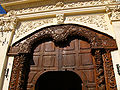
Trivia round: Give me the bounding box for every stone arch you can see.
[8,24,117,90]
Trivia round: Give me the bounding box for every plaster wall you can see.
[0,32,12,90]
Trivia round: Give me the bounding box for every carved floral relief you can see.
[15,18,54,38]
[15,14,109,39]
[66,15,109,30]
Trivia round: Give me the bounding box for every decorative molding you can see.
[66,15,109,30]
[106,5,120,21]
[8,0,116,15]
[0,10,18,32]
[56,13,64,24]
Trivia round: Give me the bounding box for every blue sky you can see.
[0,5,6,14]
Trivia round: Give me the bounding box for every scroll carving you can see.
[93,50,106,89]
[66,15,109,30]
[102,50,117,90]
[15,18,54,38]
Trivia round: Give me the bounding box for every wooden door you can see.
[27,38,96,90]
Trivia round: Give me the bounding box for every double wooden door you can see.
[27,38,96,90]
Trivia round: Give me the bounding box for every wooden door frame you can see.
[8,24,117,90]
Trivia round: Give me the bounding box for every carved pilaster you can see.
[9,54,30,90]
[93,50,106,90]
[102,50,117,90]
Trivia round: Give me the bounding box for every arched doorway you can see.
[8,24,117,90]
[35,71,82,90]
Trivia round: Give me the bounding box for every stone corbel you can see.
[0,10,18,32]
[0,10,18,46]
[106,5,120,21]
[56,13,65,24]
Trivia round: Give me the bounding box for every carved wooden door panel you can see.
[27,41,59,89]
[59,39,96,90]
[27,39,96,90]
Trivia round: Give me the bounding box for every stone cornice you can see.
[1,0,117,11]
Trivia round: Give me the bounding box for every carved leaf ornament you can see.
[8,24,117,90]
[9,24,117,54]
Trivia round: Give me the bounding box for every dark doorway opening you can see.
[35,71,83,90]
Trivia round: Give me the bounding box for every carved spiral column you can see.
[9,54,29,90]
[102,50,117,90]
[93,50,106,90]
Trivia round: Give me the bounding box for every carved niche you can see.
[8,24,117,90]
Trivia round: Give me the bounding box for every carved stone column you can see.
[102,50,117,90]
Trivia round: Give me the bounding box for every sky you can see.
[0,5,6,14]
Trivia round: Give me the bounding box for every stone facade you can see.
[0,0,120,90]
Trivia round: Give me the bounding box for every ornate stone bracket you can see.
[0,10,18,32]
[56,13,64,24]
[0,11,18,46]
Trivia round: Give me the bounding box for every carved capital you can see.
[106,5,120,21]
[0,10,18,32]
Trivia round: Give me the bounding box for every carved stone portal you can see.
[8,24,117,90]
